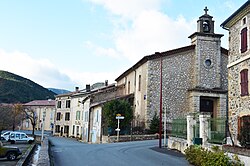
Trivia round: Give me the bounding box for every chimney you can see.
[75,87,79,92]
[86,84,90,92]
[105,80,108,86]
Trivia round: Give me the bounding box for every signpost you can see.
[116,114,124,142]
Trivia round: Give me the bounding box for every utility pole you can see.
[159,52,163,148]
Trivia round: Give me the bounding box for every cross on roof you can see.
[204,6,208,15]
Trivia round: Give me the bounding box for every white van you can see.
[9,132,34,144]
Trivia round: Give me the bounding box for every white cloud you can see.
[115,11,195,63]
[223,1,236,10]
[0,49,118,91]
[0,49,74,90]
[87,0,162,19]
[85,0,196,63]
[84,41,119,58]
[62,69,120,90]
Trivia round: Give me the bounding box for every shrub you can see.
[149,112,160,134]
[184,145,244,166]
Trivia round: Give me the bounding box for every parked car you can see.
[9,132,34,144]
[0,141,22,161]
[0,131,11,141]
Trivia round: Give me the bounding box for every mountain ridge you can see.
[0,70,56,103]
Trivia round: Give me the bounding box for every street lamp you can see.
[41,108,46,142]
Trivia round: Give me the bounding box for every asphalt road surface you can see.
[49,137,189,166]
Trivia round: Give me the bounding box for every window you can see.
[84,111,88,122]
[240,69,249,96]
[21,134,26,139]
[138,75,141,91]
[76,111,81,120]
[16,133,20,139]
[128,81,130,94]
[77,126,79,136]
[56,112,61,121]
[241,27,248,53]
[96,110,99,122]
[57,101,61,108]
[55,125,60,133]
[243,18,246,25]
[65,112,70,121]
[66,100,71,108]
[238,115,250,138]
[72,125,75,135]
[64,126,69,134]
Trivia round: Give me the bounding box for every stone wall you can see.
[228,60,250,142]
[194,36,223,89]
[147,50,195,127]
[227,12,250,144]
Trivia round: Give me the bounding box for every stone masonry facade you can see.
[222,3,250,144]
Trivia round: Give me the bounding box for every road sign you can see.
[115,128,120,131]
[116,114,121,117]
[116,116,124,120]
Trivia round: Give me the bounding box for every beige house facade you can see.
[221,1,250,145]
[22,100,56,131]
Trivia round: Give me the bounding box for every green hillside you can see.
[0,70,56,103]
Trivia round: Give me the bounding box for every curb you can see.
[37,137,50,166]
[16,144,36,166]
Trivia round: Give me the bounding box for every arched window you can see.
[240,69,249,96]
[241,27,248,53]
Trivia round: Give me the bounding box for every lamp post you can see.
[41,108,46,142]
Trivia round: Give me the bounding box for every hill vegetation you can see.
[0,70,56,103]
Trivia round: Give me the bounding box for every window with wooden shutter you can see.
[241,27,248,53]
[240,69,249,96]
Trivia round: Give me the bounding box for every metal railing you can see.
[208,118,226,144]
[171,118,187,138]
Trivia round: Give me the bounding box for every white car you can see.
[9,132,34,144]
[0,131,11,140]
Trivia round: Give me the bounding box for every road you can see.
[49,137,189,166]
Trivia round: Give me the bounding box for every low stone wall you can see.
[222,145,250,165]
[102,134,158,143]
[167,137,188,154]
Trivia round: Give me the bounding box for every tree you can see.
[0,104,24,136]
[149,112,160,134]
[23,107,37,136]
[12,104,24,131]
[0,104,13,136]
[103,99,133,134]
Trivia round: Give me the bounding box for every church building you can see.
[115,8,228,129]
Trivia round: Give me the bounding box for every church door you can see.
[200,98,214,118]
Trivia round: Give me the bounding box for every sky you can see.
[0,0,247,91]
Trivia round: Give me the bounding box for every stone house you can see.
[221,1,250,145]
[116,8,228,129]
[22,100,56,131]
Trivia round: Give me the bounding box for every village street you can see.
[49,137,189,166]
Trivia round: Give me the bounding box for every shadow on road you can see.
[150,147,186,158]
